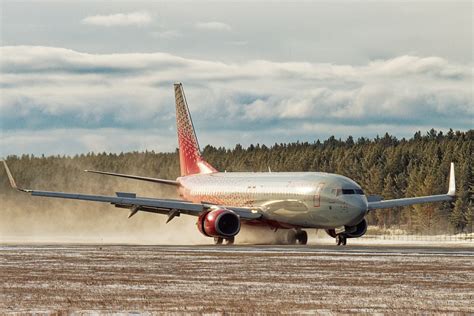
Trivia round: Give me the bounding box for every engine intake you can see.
[344,218,368,238]
[197,209,241,238]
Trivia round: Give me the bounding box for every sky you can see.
[0,0,472,156]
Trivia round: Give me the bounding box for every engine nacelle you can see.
[344,218,368,238]
[325,229,337,238]
[197,208,241,238]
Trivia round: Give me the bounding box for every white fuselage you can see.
[178,172,368,229]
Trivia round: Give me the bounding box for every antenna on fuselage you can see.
[268,166,272,173]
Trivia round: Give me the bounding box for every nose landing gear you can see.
[326,219,368,246]
[335,234,347,246]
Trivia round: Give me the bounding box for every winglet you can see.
[447,162,455,196]
[2,160,26,192]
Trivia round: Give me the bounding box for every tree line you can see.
[2,128,472,234]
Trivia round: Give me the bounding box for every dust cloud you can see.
[0,194,301,245]
[236,226,291,244]
[0,166,210,245]
[0,201,209,245]
[0,164,325,245]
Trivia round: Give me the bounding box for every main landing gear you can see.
[214,237,234,245]
[286,229,308,245]
[295,230,308,245]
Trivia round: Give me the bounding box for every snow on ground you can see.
[0,244,473,314]
[2,231,473,246]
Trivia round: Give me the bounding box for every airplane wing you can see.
[84,169,179,186]
[368,162,456,210]
[2,161,262,221]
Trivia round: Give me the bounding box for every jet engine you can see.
[197,208,241,238]
[344,218,368,238]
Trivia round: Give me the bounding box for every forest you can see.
[1,128,472,234]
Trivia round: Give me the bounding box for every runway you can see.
[1,244,473,314]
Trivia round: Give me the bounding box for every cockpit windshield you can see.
[335,188,364,195]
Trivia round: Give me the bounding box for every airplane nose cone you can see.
[357,196,369,213]
[347,196,368,210]
[346,196,368,225]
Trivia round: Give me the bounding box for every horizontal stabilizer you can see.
[85,169,179,186]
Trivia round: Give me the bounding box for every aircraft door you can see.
[313,183,324,207]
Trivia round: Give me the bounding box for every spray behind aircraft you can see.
[2,83,456,245]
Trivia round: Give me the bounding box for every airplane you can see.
[2,83,456,246]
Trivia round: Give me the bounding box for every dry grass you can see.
[0,245,473,314]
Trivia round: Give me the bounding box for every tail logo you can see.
[174,83,217,176]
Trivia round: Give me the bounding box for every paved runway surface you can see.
[1,244,473,314]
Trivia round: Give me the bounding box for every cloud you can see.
[227,41,248,46]
[195,21,232,32]
[82,11,152,27]
[150,30,182,39]
[1,128,177,156]
[0,45,472,155]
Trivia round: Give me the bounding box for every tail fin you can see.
[174,83,217,176]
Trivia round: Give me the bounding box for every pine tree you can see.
[2,129,472,234]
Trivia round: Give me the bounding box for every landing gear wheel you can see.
[225,237,235,245]
[296,230,308,245]
[214,237,223,245]
[335,234,347,246]
[286,230,297,245]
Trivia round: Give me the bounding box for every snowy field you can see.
[0,244,473,314]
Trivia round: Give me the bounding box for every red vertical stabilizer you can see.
[174,83,217,176]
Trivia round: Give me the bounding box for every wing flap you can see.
[2,160,262,220]
[27,189,262,219]
[28,189,204,213]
